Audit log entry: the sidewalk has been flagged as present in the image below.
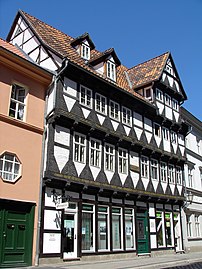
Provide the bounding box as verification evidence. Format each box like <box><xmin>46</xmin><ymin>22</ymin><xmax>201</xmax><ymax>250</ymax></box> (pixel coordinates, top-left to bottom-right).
<box><xmin>16</xmin><ymin>252</ymin><xmax>202</xmax><ymax>269</ymax></box>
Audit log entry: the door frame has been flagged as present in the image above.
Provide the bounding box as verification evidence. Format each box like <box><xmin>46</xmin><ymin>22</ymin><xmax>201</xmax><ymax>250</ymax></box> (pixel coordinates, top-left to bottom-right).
<box><xmin>136</xmin><ymin>210</ymin><xmax>150</xmax><ymax>255</ymax></box>
<box><xmin>62</xmin><ymin>203</ymin><xmax>78</xmax><ymax>260</ymax></box>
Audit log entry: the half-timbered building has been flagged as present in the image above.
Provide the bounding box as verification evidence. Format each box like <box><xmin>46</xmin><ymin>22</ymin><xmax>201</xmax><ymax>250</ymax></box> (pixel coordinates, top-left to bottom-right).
<box><xmin>7</xmin><ymin>10</ymin><xmax>189</xmax><ymax>263</ymax></box>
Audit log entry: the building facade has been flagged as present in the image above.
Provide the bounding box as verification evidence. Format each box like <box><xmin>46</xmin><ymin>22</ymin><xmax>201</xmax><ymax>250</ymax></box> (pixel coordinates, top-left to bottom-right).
<box><xmin>6</xmin><ymin>10</ymin><xmax>190</xmax><ymax>264</ymax></box>
<box><xmin>181</xmin><ymin>108</ymin><xmax>202</xmax><ymax>252</ymax></box>
<box><xmin>0</xmin><ymin>38</ymin><xmax>52</xmax><ymax>267</ymax></box>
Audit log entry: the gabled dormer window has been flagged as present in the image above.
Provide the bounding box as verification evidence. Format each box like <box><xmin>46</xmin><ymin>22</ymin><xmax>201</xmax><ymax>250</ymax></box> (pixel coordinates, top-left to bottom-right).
<box><xmin>81</xmin><ymin>42</ymin><xmax>90</xmax><ymax>60</ymax></box>
<box><xmin>107</xmin><ymin>60</ymin><xmax>116</xmax><ymax>81</ymax></box>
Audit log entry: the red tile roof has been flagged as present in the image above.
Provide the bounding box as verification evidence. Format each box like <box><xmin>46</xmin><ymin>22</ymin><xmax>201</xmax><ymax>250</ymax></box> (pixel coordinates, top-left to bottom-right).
<box><xmin>16</xmin><ymin>11</ymin><xmax>169</xmax><ymax>101</ymax></box>
<box><xmin>0</xmin><ymin>37</ymin><xmax>28</xmax><ymax>59</ymax></box>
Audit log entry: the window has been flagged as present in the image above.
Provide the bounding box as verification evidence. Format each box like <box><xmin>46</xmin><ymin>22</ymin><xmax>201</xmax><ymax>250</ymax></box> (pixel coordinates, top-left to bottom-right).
<box><xmin>105</xmin><ymin>144</ymin><xmax>115</xmax><ymax>171</ymax></box>
<box><xmin>98</xmin><ymin>206</ymin><xmax>109</xmax><ymax>251</ymax></box>
<box><xmin>107</xmin><ymin>60</ymin><xmax>116</xmax><ymax>81</ymax></box>
<box><xmin>171</xmin><ymin>131</ymin><xmax>177</xmax><ymax>144</ymax></box>
<box><xmin>141</xmin><ymin>156</ymin><xmax>149</xmax><ymax>179</ymax></box>
<box><xmin>144</xmin><ymin>88</ymin><xmax>152</xmax><ymax>101</ymax></box>
<box><xmin>0</xmin><ymin>153</ymin><xmax>21</xmax><ymax>182</ymax></box>
<box><xmin>172</xmin><ymin>99</ymin><xmax>179</xmax><ymax>111</ymax></box>
<box><xmin>74</xmin><ymin>133</ymin><xmax>86</xmax><ymax>163</ymax></box>
<box><xmin>195</xmin><ymin>215</ymin><xmax>200</xmax><ymax>237</ymax></box>
<box><xmin>80</xmin><ymin>85</ymin><xmax>92</xmax><ymax>108</ymax></box>
<box><xmin>163</xmin><ymin>127</ymin><xmax>169</xmax><ymax>141</ymax></box>
<box><xmin>90</xmin><ymin>138</ymin><xmax>101</xmax><ymax>167</ymax></box>
<box><xmin>151</xmin><ymin>159</ymin><xmax>158</xmax><ymax>181</ymax></box>
<box><xmin>9</xmin><ymin>84</ymin><xmax>26</xmax><ymax>121</ymax></box>
<box><xmin>95</xmin><ymin>93</ymin><xmax>107</xmax><ymax>114</ymax></box>
<box><xmin>154</xmin><ymin>123</ymin><xmax>161</xmax><ymax>137</ymax></box>
<box><xmin>176</xmin><ymin>166</ymin><xmax>182</xmax><ymax>185</ymax></box>
<box><xmin>160</xmin><ymin>162</ymin><xmax>167</xmax><ymax>182</ymax></box>
<box><xmin>109</xmin><ymin>100</ymin><xmax>120</xmax><ymax>121</ymax></box>
<box><xmin>165</xmin><ymin>94</ymin><xmax>171</xmax><ymax>107</ymax></box>
<box><xmin>81</xmin><ymin>43</ymin><xmax>90</xmax><ymax>60</ymax></box>
<box><xmin>156</xmin><ymin>211</ymin><xmax>165</xmax><ymax>247</ymax></box>
<box><xmin>187</xmin><ymin>215</ymin><xmax>192</xmax><ymax>237</ymax></box>
<box><xmin>122</xmin><ymin>106</ymin><xmax>131</xmax><ymax>126</ymax></box>
<box><xmin>188</xmin><ymin>168</ymin><xmax>193</xmax><ymax>188</ymax></box>
<box><xmin>125</xmin><ymin>208</ymin><xmax>134</xmax><ymax>249</ymax></box>
<box><xmin>82</xmin><ymin>204</ymin><xmax>95</xmax><ymax>252</ymax></box>
<box><xmin>165</xmin><ymin>212</ymin><xmax>173</xmax><ymax>246</ymax></box>
<box><xmin>112</xmin><ymin>207</ymin><xmax>122</xmax><ymax>250</ymax></box>
<box><xmin>156</xmin><ymin>88</ymin><xmax>163</xmax><ymax>102</ymax></box>
<box><xmin>168</xmin><ymin>165</ymin><xmax>175</xmax><ymax>184</ymax></box>
<box><xmin>118</xmin><ymin>148</ymin><xmax>128</xmax><ymax>174</ymax></box>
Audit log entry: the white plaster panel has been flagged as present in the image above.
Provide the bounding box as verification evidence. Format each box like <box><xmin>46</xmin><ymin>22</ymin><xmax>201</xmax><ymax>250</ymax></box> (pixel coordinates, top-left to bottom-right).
<box><xmin>170</xmin><ymin>183</ymin><xmax>175</xmax><ymax>194</ymax></box>
<box><xmin>44</xmin><ymin>210</ymin><xmax>61</xmax><ymax>230</ymax></box>
<box><xmin>179</xmin><ymin>145</ymin><xmax>185</xmax><ymax>156</ymax></box>
<box><xmin>12</xmin><ymin>34</ymin><xmax>23</xmax><ymax>46</ymax></box>
<box><xmin>49</xmin><ymin>51</ymin><xmax>63</xmax><ymax>66</ymax></box>
<box><xmin>24</xmin><ymin>28</ymin><xmax>33</xmax><ymax>43</ymax></box>
<box><xmin>89</xmin><ymin>166</ymin><xmax>100</xmax><ymax>181</ymax></box>
<box><xmin>54</xmin><ymin>125</ymin><xmax>70</xmax><ymax>146</ymax></box>
<box><xmin>142</xmin><ymin>178</ymin><xmax>149</xmax><ymax>190</ymax></box>
<box><xmin>162</xmin><ymin>72</ymin><xmax>166</xmax><ymax>81</ymax></box>
<box><xmin>65</xmin><ymin>191</ymin><xmax>79</xmax><ymax>199</ymax></box>
<box><xmin>134</xmin><ymin>127</ymin><xmax>142</xmax><ymax>140</ymax></box>
<box><xmin>145</xmin><ymin>132</ymin><xmax>152</xmax><ymax>143</ymax></box>
<box><xmin>163</xmin><ymin>140</ymin><xmax>171</xmax><ymax>153</ymax></box>
<box><xmin>119</xmin><ymin>173</ymin><xmax>127</xmax><ymax>185</ymax></box>
<box><xmin>156</xmin><ymin>102</ymin><xmax>164</xmax><ymax>115</ymax></box>
<box><xmin>20</xmin><ymin>19</ymin><xmax>28</xmax><ymax>30</ymax></box>
<box><xmin>40</xmin><ymin>57</ymin><xmax>58</xmax><ymax>71</ymax></box>
<box><xmin>94</xmin><ymin>62</ymin><xmax>104</xmax><ymax>74</ymax></box>
<box><xmin>74</xmin><ymin>162</ymin><xmax>85</xmax><ymax>177</ymax></box>
<box><xmin>173</xmin><ymin>111</ymin><xmax>179</xmax><ymax>123</ymax></box>
<box><xmin>130</xmin><ymin>171</ymin><xmax>139</xmax><ymax>188</ymax></box>
<box><xmin>81</xmin><ymin>107</ymin><xmax>91</xmax><ymax>119</ymax></box>
<box><xmin>28</xmin><ymin>48</ymin><xmax>40</xmax><ymax>62</ymax></box>
<box><xmin>111</xmin><ymin>120</ymin><xmax>119</xmax><ymax>131</ymax></box>
<box><xmin>144</xmin><ymin>117</ymin><xmax>152</xmax><ymax>132</ymax></box>
<box><xmin>154</xmin><ymin>136</ymin><xmax>161</xmax><ymax>147</ymax></box>
<box><xmin>130</xmin><ymin>151</ymin><xmax>139</xmax><ymax>166</ymax></box>
<box><xmin>150</xmin><ymin>219</ymin><xmax>156</xmax><ymax>233</ymax></box>
<box><xmin>54</xmin><ymin>146</ymin><xmax>69</xmax><ymax>172</ymax></box>
<box><xmin>64</xmin><ymin>77</ymin><xmax>77</xmax><ymax>97</ymax></box>
<box><xmin>152</xmin><ymin>180</ymin><xmax>158</xmax><ymax>192</ymax></box>
<box><xmin>168</xmin><ymin>76</ymin><xmax>174</xmax><ymax>87</ymax></box>
<box><xmin>82</xmin><ymin>194</ymin><xmax>95</xmax><ymax>200</ymax></box>
<box><xmin>161</xmin><ymin>182</ymin><xmax>167</xmax><ymax>193</ymax></box>
<box><xmin>125</xmin><ymin>200</ymin><xmax>134</xmax><ymax>205</ymax></box>
<box><xmin>45</xmin><ymin>187</ymin><xmax>62</xmax><ymax>207</ymax></box>
<box><xmin>172</xmin><ymin>144</ymin><xmax>177</xmax><ymax>154</ymax></box>
<box><xmin>150</xmin><ymin>234</ymin><xmax>157</xmax><ymax>249</ymax></box>
<box><xmin>112</xmin><ymin>198</ymin><xmax>122</xmax><ymax>204</ymax></box>
<box><xmin>40</xmin><ymin>46</ymin><xmax>49</xmax><ymax>61</ymax></box>
<box><xmin>98</xmin><ymin>196</ymin><xmax>110</xmax><ymax>202</ymax></box>
<box><xmin>123</xmin><ymin>125</ymin><xmax>131</xmax><ymax>136</ymax></box>
<box><xmin>149</xmin><ymin>203</ymin><xmax>155</xmax><ymax>217</ymax></box>
<box><xmin>174</xmin><ymin>80</ymin><xmax>180</xmax><ymax>92</ymax></box>
<box><xmin>63</xmin><ymin>95</ymin><xmax>76</xmax><ymax>112</ymax></box>
<box><xmin>165</xmin><ymin>106</ymin><xmax>173</xmax><ymax>121</ymax></box>
<box><xmin>43</xmin><ymin>233</ymin><xmax>61</xmax><ymax>254</ymax></box>
<box><xmin>47</xmin><ymin>86</ymin><xmax>55</xmax><ymax>115</ymax></box>
<box><xmin>105</xmin><ymin>170</ymin><xmax>113</xmax><ymax>183</ymax></box>
<box><xmin>177</xmin><ymin>185</ymin><xmax>183</xmax><ymax>195</ymax></box>
<box><xmin>97</xmin><ymin>114</ymin><xmax>105</xmax><ymax>125</ymax></box>
<box><xmin>133</xmin><ymin>112</ymin><xmax>143</xmax><ymax>128</ymax></box>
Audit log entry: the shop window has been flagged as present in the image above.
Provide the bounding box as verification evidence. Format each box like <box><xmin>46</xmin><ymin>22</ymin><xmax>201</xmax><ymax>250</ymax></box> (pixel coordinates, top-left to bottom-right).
<box><xmin>82</xmin><ymin>204</ymin><xmax>95</xmax><ymax>252</ymax></box>
<box><xmin>98</xmin><ymin>206</ymin><xmax>109</xmax><ymax>251</ymax></box>
<box><xmin>9</xmin><ymin>84</ymin><xmax>26</xmax><ymax>121</ymax></box>
<box><xmin>0</xmin><ymin>152</ymin><xmax>21</xmax><ymax>183</ymax></box>
<box><xmin>112</xmin><ymin>207</ymin><xmax>122</xmax><ymax>250</ymax></box>
<box><xmin>156</xmin><ymin>211</ymin><xmax>165</xmax><ymax>247</ymax></box>
<box><xmin>125</xmin><ymin>208</ymin><xmax>134</xmax><ymax>249</ymax></box>
<box><xmin>165</xmin><ymin>212</ymin><xmax>173</xmax><ymax>246</ymax></box>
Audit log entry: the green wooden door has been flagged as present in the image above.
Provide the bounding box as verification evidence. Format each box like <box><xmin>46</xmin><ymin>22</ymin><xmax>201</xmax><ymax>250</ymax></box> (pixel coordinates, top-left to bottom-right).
<box><xmin>136</xmin><ymin>211</ymin><xmax>149</xmax><ymax>254</ymax></box>
<box><xmin>0</xmin><ymin>202</ymin><xmax>34</xmax><ymax>268</ymax></box>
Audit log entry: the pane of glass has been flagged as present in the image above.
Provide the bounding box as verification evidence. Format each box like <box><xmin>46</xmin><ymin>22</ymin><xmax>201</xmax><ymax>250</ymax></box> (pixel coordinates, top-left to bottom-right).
<box><xmin>98</xmin><ymin>214</ymin><xmax>108</xmax><ymax>250</ymax></box>
<box><xmin>82</xmin><ymin>212</ymin><xmax>93</xmax><ymax>251</ymax></box>
<box><xmin>17</xmin><ymin>104</ymin><xmax>24</xmax><ymax>120</ymax></box>
<box><xmin>125</xmin><ymin>215</ymin><xmax>134</xmax><ymax>248</ymax></box>
<box><xmin>112</xmin><ymin>214</ymin><xmax>121</xmax><ymax>249</ymax></box>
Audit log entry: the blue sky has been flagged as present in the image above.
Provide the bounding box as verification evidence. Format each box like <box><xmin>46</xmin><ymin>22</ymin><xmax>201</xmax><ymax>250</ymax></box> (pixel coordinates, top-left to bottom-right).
<box><xmin>0</xmin><ymin>0</ymin><xmax>201</xmax><ymax>121</ymax></box>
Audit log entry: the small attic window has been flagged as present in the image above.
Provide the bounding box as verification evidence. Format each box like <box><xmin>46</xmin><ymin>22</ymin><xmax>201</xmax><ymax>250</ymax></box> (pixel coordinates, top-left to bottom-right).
<box><xmin>81</xmin><ymin>43</ymin><xmax>90</xmax><ymax>60</ymax></box>
<box><xmin>107</xmin><ymin>60</ymin><xmax>116</xmax><ymax>81</ymax></box>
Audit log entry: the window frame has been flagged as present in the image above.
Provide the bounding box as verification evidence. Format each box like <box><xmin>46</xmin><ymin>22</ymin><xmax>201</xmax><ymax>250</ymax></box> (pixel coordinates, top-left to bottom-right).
<box><xmin>122</xmin><ymin>106</ymin><xmax>132</xmax><ymax>126</ymax></box>
<box><xmin>156</xmin><ymin>88</ymin><xmax>163</xmax><ymax>102</ymax></box>
<box><xmin>73</xmin><ymin>132</ymin><xmax>86</xmax><ymax>164</ymax></box>
<box><xmin>172</xmin><ymin>98</ymin><xmax>179</xmax><ymax>111</ymax></box>
<box><xmin>141</xmin><ymin>156</ymin><xmax>149</xmax><ymax>179</ymax></box>
<box><xmin>79</xmin><ymin>85</ymin><xmax>92</xmax><ymax>108</ymax></box>
<box><xmin>160</xmin><ymin>162</ymin><xmax>167</xmax><ymax>182</ymax></box>
<box><xmin>107</xmin><ymin>60</ymin><xmax>116</xmax><ymax>81</ymax></box>
<box><xmin>109</xmin><ymin>100</ymin><xmax>120</xmax><ymax>121</ymax></box>
<box><xmin>104</xmin><ymin>143</ymin><xmax>115</xmax><ymax>172</ymax></box>
<box><xmin>151</xmin><ymin>159</ymin><xmax>159</xmax><ymax>181</ymax></box>
<box><xmin>89</xmin><ymin>138</ymin><xmax>101</xmax><ymax>168</ymax></box>
<box><xmin>9</xmin><ymin>84</ymin><xmax>27</xmax><ymax>121</ymax></box>
<box><xmin>176</xmin><ymin>166</ymin><xmax>182</xmax><ymax>185</ymax></box>
<box><xmin>165</xmin><ymin>94</ymin><xmax>171</xmax><ymax>107</ymax></box>
<box><xmin>168</xmin><ymin>164</ymin><xmax>175</xmax><ymax>184</ymax></box>
<box><xmin>118</xmin><ymin>148</ymin><xmax>128</xmax><ymax>174</ymax></box>
<box><xmin>0</xmin><ymin>152</ymin><xmax>21</xmax><ymax>183</ymax></box>
<box><xmin>81</xmin><ymin>42</ymin><xmax>90</xmax><ymax>60</ymax></box>
<box><xmin>95</xmin><ymin>93</ymin><xmax>107</xmax><ymax>115</ymax></box>
<box><xmin>162</xmin><ymin>127</ymin><xmax>169</xmax><ymax>141</ymax></box>
<box><xmin>154</xmin><ymin>123</ymin><xmax>161</xmax><ymax>138</ymax></box>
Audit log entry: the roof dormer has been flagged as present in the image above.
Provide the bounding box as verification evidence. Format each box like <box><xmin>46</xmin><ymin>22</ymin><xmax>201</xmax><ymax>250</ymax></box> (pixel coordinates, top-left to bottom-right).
<box><xmin>71</xmin><ymin>32</ymin><xmax>95</xmax><ymax>61</ymax></box>
<box><xmin>89</xmin><ymin>48</ymin><xmax>121</xmax><ymax>82</ymax></box>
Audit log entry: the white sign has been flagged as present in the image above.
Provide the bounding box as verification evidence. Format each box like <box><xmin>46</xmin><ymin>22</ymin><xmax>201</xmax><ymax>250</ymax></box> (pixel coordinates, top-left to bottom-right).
<box><xmin>56</xmin><ymin>202</ymin><xmax>69</xmax><ymax>210</ymax></box>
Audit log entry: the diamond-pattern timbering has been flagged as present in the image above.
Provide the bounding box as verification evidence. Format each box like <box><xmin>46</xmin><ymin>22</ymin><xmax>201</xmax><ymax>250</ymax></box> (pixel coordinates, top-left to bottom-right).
<box><xmin>95</xmin><ymin>170</ymin><xmax>108</xmax><ymax>184</ymax></box>
<box><xmin>123</xmin><ymin>175</ymin><xmax>134</xmax><ymax>189</ymax></box>
<box><xmin>165</xmin><ymin>184</ymin><xmax>172</xmax><ymax>196</ymax></box>
<box><xmin>102</xmin><ymin>117</ymin><xmax>114</xmax><ymax>131</ymax></box>
<box><xmin>70</xmin><ymin>101</ymin><xmax>84</xmax><ymax>119</ymax></box>
<box><xmin>129</xmin><ymin>127</ymin><xmax>138</xmax><ymax>140</ymax></box>
<box><xmin>116</xmin><ymin>123</ymin><xmax>126</xmax><ymax>136</ymax></box>
<box><xmin>87</xmin><ymin>109</ymin><xmax>100</xmax><ymax>125</ymax></box>
<box><xmin>140</xmin><ymin>131</ymin><xmax>148</xmax><ymax>144</ymax></box>
<box><xmin>136</xmin><ymin>178</ymin><xmax>145</xmax><ymax>191</ymax></box>
<box><xmin>110</xmin><ymin>173</ymin><xmax>122</xmax><ymax>187</ymax></box>
<box><xmin>61</xmin><ymin>159</ymin><xmax>78</xmax><ymax>178</ymax></box>
<box><xmin>156</xmin><ymin>182</ymin><xmax>164</xmax><ymax>194</ymax></box>
<box><xmin>79</xmin><ymin>165</ymin><xmax>94</xmax><ymax>181</ymax></box>
<box><xmin>146</xmin><ymin>180</ymin><xmax>155</xmax><ymax>193</ymax></box>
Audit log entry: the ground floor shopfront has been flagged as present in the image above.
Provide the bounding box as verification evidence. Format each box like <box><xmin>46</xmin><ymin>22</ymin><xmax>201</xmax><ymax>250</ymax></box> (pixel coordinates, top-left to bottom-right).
<box><xmin>0</xmin><ymin>199</ymin><xmax>35</xmax><ymax>268</ymax></box>
<box><xmin>39</xmin><ymin>186</ymin><xmax>184</xmax><ymax>263</ymax></box>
